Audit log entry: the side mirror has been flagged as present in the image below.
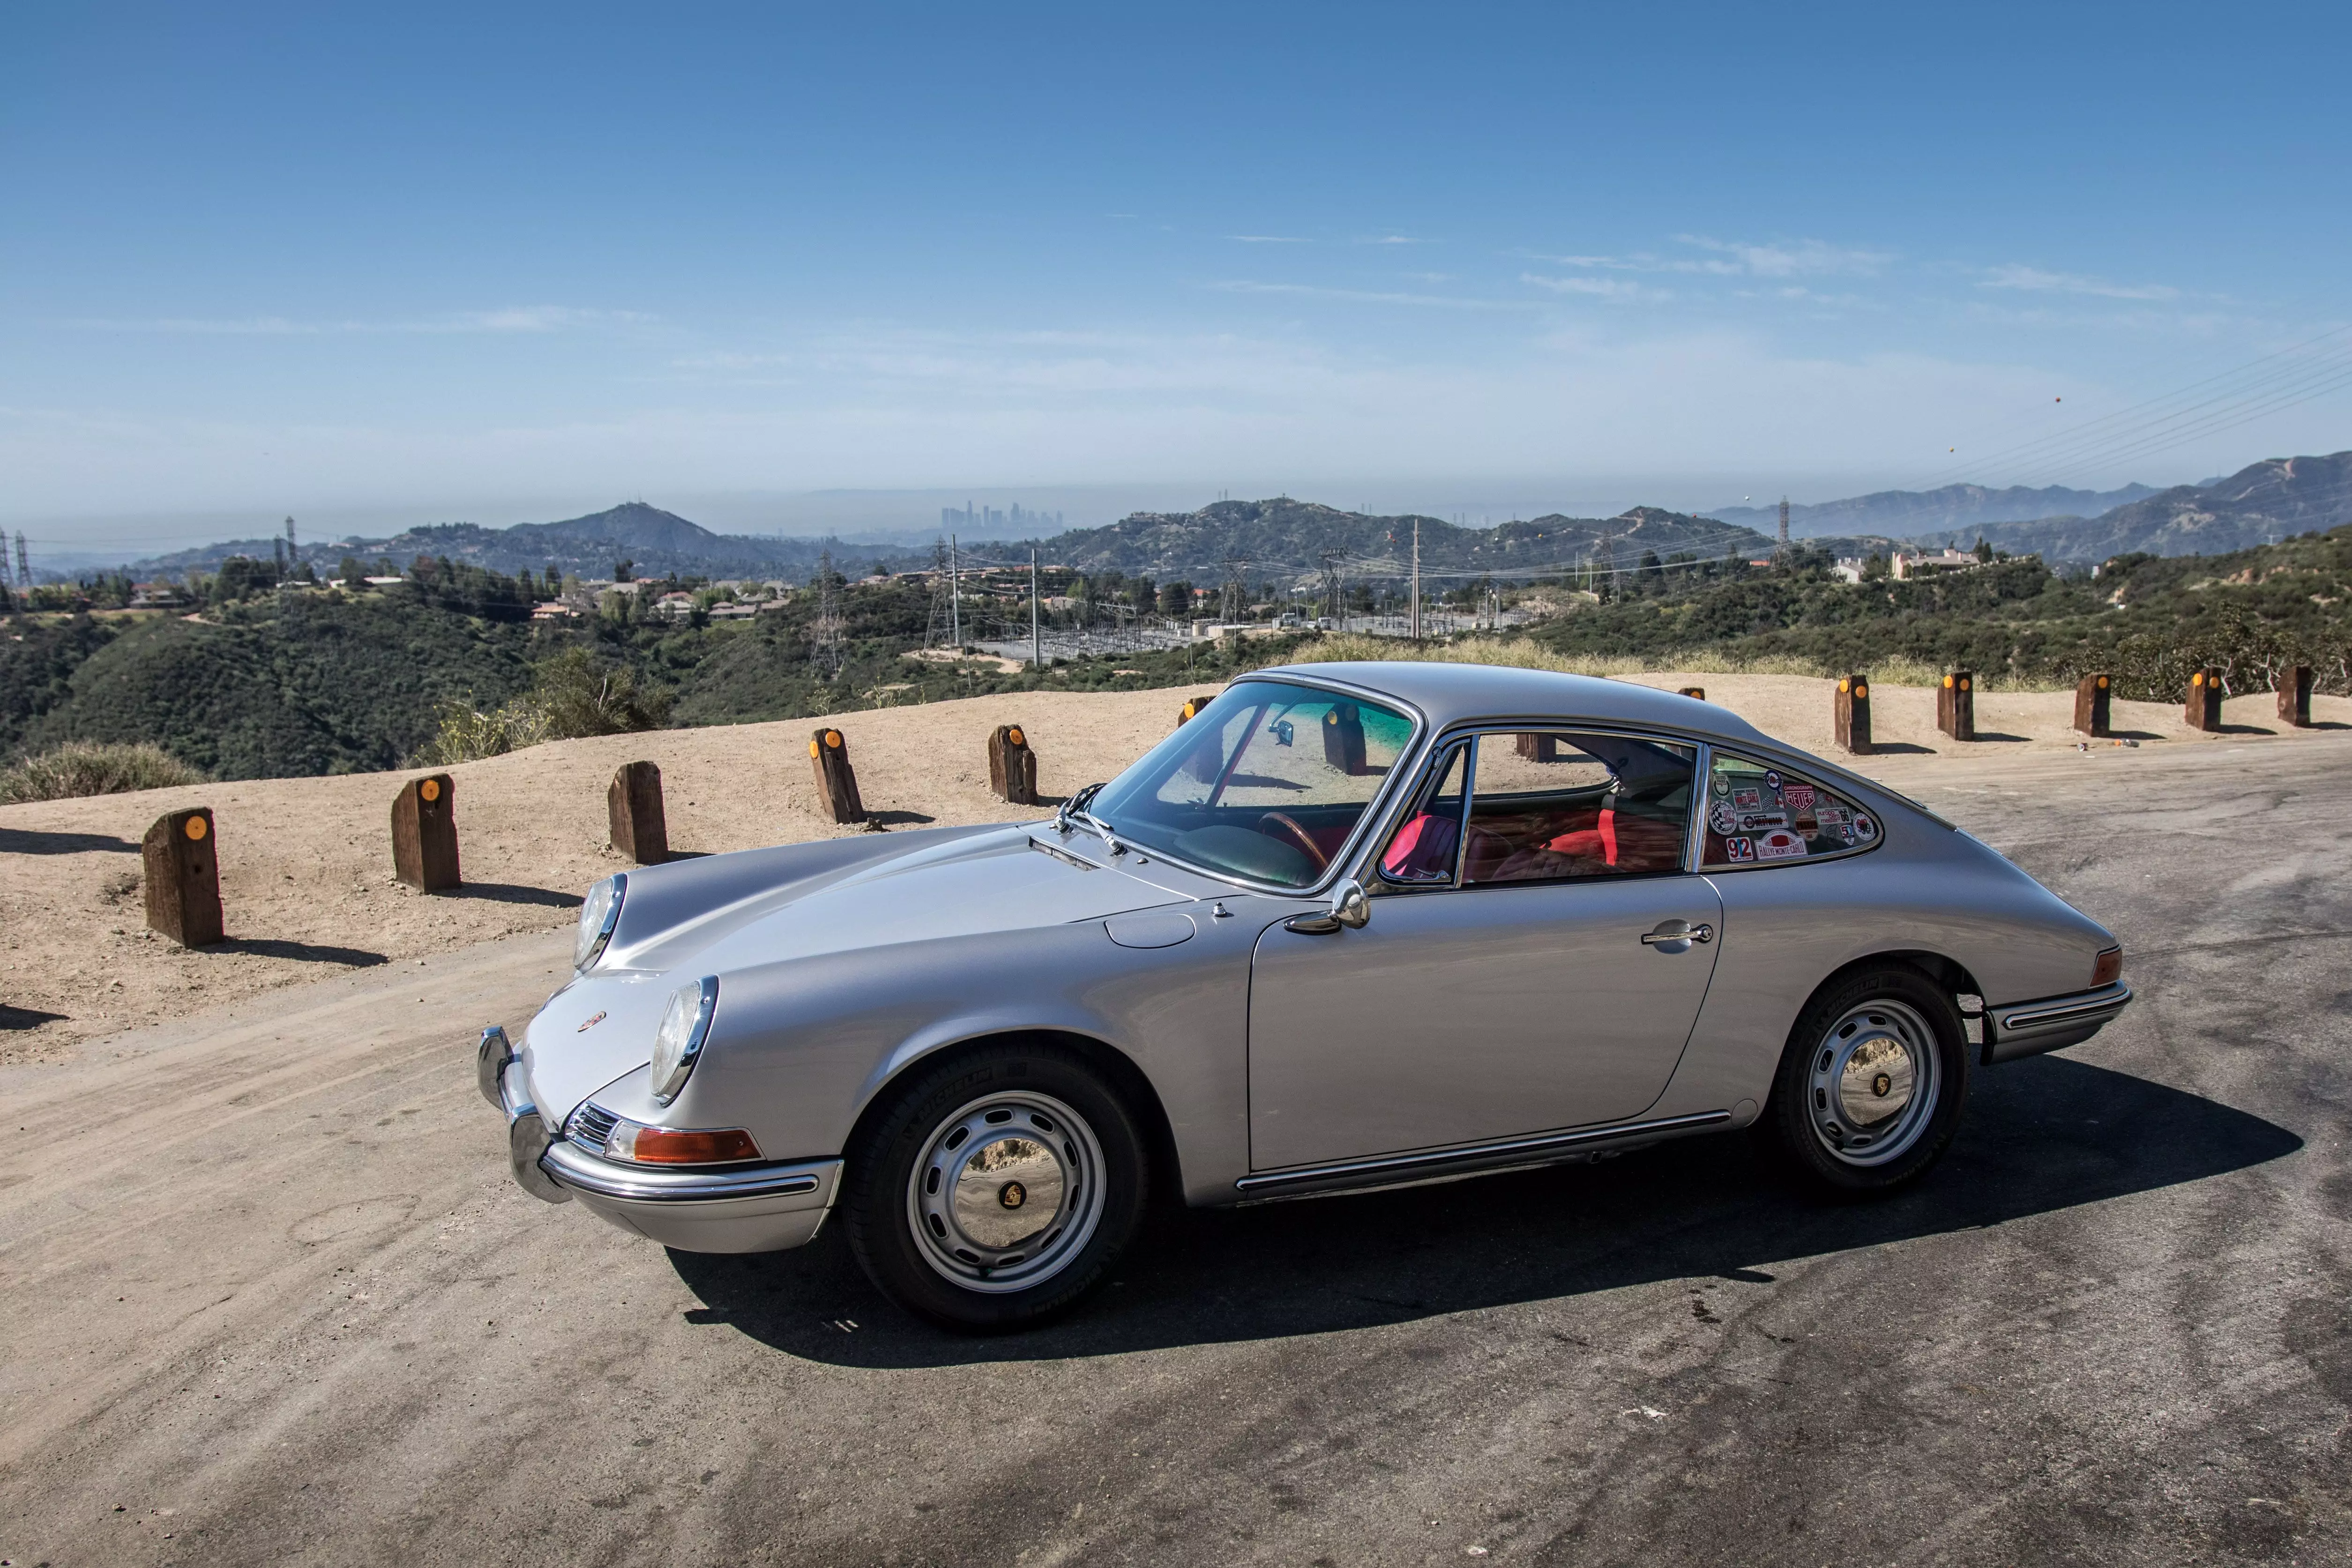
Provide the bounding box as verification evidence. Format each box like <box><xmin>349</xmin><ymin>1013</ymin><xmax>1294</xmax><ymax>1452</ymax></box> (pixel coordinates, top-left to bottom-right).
<box><xmin>1285</xmin><ymin>878</ymin><xmax>1371</xmax><ymax>935</ymax></box>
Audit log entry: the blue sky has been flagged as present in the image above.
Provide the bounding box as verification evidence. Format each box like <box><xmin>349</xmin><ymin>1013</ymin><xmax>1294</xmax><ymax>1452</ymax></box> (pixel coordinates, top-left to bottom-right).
<box><xmin>6</xmin><ymin>0</ymin><xmax>2351</xmax><ymax>550</ymax></box>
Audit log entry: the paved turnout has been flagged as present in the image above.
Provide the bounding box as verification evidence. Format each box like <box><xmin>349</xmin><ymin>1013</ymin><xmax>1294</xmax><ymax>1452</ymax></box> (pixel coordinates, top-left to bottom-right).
<box><xmin>2</xmin><ymin>737</ymin><xmax>2348</xmax><ymax>1567</ymax></box>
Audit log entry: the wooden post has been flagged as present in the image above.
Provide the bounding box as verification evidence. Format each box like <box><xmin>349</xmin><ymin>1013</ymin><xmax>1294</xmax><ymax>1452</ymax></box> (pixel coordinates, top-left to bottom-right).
<box><xmin>987</xmin><ymin>724</ymin><xmax>1039</xmax><ymax>806</ymax></box>
<box><xmin>2277</xmin><ymin>665</ymin><xmax>2314</xmax><ymax>728</ymax></box>
<box><xmin>608</xmin><ymin>761</ymin><xmax>668</xmax><ymax>863</ymax></box>
<box><xmin>1176</xmin><ymin>693</ymin><xmax>1219</xmax><ymax>726</ymax></box>
<box><xmin>1323</xmin><ymin>702</ymin><xmax>1368</xmax><ymax>775</ymax></box>
<box><xmin>2184</xmin><ymin>669</ymin><xmax>2223</xmax><ymax>732</ymax></box>
<box><xmin>1834</xmin><ymin>675</ymin><xmax>1873</xmax><ymax>755</ymax></box>
<box><xmin>809</xmin><ymin>726</ymin><xmax>865</xmax><ymax>824</ymax></box>
<box><xmin>1514</xmin><ymin>732</ymin><xmax>1559</xmax><ymax>762</ymax></box>
<box><xmin>1936</xmin><ymin>670</ymin><xmax>1976</xmax><ymax>742</ymax></box>
<box><xmin>2073</xmin><ymin>673</ymin><xmax>2112</xmax><ymax>737</ymax></box>
<box><xmin>1677</xmin><ymin>687</ymin><xmax>1706</xmax><ymax>701</ymax></box>
<box><xmin>142</xmin><ymin>806</ymin><xmax>224</xmax><ymax>947</ymax></box>
<box><xmin>391</xmin><ymin>773</ymin><xmax>462</xmax><ymax>891</ymax></box>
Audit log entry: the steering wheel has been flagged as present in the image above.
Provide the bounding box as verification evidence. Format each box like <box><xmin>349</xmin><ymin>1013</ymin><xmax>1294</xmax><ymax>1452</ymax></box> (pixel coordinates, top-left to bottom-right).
<box><xmin>1258</xmin><ymin>812</ymin><xmax>1330</xmax><ymax>871</ymax></box>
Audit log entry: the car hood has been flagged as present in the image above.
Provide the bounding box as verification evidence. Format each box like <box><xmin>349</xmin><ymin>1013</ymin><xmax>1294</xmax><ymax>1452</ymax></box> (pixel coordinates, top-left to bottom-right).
<box><xmin>521</xmin><ymin>825</ymin><xmax>1192</xmax><ymax>1122</ymax></box>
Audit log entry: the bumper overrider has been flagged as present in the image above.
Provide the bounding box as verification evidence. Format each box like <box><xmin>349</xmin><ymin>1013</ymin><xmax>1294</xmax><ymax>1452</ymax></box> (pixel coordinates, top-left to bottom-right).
<box><xmin>476</xmin><ymin>1025</ymin><xmax>842</xmax><ymax>1254</ymax></box>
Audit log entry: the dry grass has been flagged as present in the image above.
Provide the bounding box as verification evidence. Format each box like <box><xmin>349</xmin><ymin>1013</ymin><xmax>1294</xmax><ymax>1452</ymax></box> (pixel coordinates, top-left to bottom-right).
<box><xmin>1300</xmin><ymin>635</ymin><xmax>2071</xmax><ymax>692</ymax></box>
<box><xmin>0</xmin><ymin>741</ymin><xmax>209</xmax><ymax>804</ymax></box>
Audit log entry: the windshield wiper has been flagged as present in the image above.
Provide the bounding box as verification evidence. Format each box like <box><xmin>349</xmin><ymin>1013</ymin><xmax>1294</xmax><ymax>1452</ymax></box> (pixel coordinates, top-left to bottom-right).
<box><xmin>1057</xmin><ymin>782</ymin><xmax>1126</xmax><ymax>854</ymax></box>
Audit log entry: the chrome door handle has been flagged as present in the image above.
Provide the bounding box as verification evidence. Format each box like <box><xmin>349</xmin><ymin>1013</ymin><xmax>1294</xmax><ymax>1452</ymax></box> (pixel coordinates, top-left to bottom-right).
<box><xmin>1641</xmin><ymin>922</ymin><xmax>1714</xmax><ymax>946</ymax></box>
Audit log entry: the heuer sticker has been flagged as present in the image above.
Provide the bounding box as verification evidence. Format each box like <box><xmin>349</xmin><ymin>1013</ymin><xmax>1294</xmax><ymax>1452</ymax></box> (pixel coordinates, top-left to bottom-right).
<box><xmin>1709</xmin><ymin>803</ymin><xmax>1737</xmax><ymax>835</ymax></box>
<box><xmin>1764</xmin><ymin>769</ymin><xmax>1782</xmax><ymax>791</ymax></box>
<box><xmin>1815</xmin><ymin>804</ymin><xmax>1850</xmax><ymax>828</ymax></box>
<box><xmin>1731</xmin><ymin>786</ymin><xmax>1763</xmax><ymax>811</ymax></box>
<box><xmin>1781</xmin><ymin>783</ymin><xmax>1817</xmax><ymax>814</ymax></box>
<box><xmin>1739</xmin><ymin>811</ymin><xmax>1788</xmax><ymax>832</ymax></box>
<box><xmin>1755</xmin><ymin>829</ymin><xmax>1808</xmax><ymax>860</ymax></box>
<box><xmin>1722</xmin><ymin>835</ymin><xmax>1757</xmax><ymax>862</ymax></box>
<box><xmin>1853</xmin><ymin>813</ymin><xmax>1877</xmax><ymax>838</ymax></box>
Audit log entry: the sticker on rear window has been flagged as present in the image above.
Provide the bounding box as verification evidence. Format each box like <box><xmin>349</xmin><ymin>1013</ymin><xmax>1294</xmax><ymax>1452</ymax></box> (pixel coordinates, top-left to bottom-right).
<box><xmin>1731</xmin><ymin>786</ymin><xmax>1763</xmax><ymax>811</ymax></box>
<box><xmin>1782</xmin><ymin>784</ymin><xmax>1817</xmax><ymax>814</ymax></box>
<box><xmin>1721</xmin><ymin>835</ymin><xmax>1757</xmax><ymax>862</ymax></box>
<box><xmin>1755</xmin><ymin>829</ymin><xmax>1808</xmax><ymax>860</ymax></box>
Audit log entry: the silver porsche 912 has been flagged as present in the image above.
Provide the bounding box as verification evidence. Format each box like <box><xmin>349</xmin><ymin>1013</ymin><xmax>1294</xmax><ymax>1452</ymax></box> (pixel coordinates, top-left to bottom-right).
<box><xmin>479</xmin><ymin>663</ymin><xmax>2130</xmax><ymax>1329</ymax></box>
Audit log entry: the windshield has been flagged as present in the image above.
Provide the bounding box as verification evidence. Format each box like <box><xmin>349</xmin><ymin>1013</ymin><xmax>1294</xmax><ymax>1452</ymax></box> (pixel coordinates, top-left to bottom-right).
<box><xmin>1089</xmin><ymin>679</ymin><xmax>1417</xmax><ymax>887</ymax></box>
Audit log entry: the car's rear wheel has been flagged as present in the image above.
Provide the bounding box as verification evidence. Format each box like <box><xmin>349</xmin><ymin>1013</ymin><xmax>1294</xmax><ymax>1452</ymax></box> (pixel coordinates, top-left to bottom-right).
<box><xmin>843</xmin><ymin>1040</ymin><xmax>1148</xmax><ymax>1331</ymax></box>
<box><xmin>1763</xmin><ymin>967</ymin><xmax>1969</xmax><ymax>1194</ymax></box>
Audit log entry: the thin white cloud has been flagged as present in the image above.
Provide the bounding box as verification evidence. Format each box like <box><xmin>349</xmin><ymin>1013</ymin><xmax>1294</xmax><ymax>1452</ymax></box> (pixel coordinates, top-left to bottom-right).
<box><xmin>1209</xmin><ymin>280</ymin><xmax>1532</xmax><ymax>311</ymax></box>
<box><xmin>1979</xmin><ymin>264</ymin><xmax>2180</xmax><ymax>301</ymax></box>
<box><xmin>60</xmin><ymin>306</ymin><xmax>654</xmax><ymax>335</ymax></box>
<box><xmin>1676</xmin><ymin>236</ymin><xmax>1893</xmax><ymax>276</ymax></box>
<box><xmin>1229</xmin><ymin>234</ymin><xmax>1310</xmax><ymax>244</ymax></box>
<box><xmin>1359</xmin><ymin>235</ymin><xmax>1426</xmax><ymax>245</ymax></box>
<box><xmin>1520</xmin><ymin>273</ymin><xmax>1671</xmax><ymax>302</ymax></box>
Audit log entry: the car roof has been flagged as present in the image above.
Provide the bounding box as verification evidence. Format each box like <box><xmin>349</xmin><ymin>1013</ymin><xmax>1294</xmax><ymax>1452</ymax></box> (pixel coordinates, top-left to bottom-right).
<box><xmin>1256</xmin><ymin>660</ymin><xmax>1775</xmax><ymax>747</ymax></box>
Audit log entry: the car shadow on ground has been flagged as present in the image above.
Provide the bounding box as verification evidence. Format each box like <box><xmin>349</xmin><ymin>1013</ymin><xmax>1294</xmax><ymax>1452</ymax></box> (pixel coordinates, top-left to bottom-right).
<box><xmin>669</xmin><ymin>1055</ymin><xmax>2301</xmax><ymax>1367</ymax></box>
<box><xmin>0</xmin><ymin>827</ymin><xmax>142</xmax><ymax>856</ymax></box>
<box><xmin>449</xmin><ymin>882</ymin><xmax>581</xmax><ymax>908</ymax></box>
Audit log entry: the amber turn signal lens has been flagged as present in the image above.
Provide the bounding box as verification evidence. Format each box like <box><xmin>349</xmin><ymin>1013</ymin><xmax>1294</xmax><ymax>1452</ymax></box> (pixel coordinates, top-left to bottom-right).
<box><xmin>2091</xmin><ymin>947</ymin><xmax>2123</xmax><ymax>987</ymax></box>
<box><xmin>620</xmin><ymin>1126</ymin><xmax>762</xmax><ymax>1165</ymax></box>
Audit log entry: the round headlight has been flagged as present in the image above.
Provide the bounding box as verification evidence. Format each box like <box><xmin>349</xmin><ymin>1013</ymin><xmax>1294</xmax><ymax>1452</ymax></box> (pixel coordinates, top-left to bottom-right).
<box><xmin>650</xmin><ymin>975</ymin><xmax>718</xmax><ymax>1105</ymax></box>
<box><xmin>575</xmin><ymin>874</ymin><xmax>626</xmax><ymax>971</ymax></box>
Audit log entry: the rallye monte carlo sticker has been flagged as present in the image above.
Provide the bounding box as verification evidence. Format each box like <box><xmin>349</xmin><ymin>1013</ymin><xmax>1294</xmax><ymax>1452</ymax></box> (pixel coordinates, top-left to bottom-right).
<box><xmin>1755</xmin><ymin>828</ymin><xmax>1808</xmax><ymax>860</ymax></box>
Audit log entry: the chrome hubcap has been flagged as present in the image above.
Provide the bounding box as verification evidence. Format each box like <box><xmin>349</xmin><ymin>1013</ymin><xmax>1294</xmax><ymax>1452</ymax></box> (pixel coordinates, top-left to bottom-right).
<box><xmin>1807</xmin><ymin>999</ymin><xmax>1941</xmax><ymax>1167</ymax></box>
<box><xmin>907</xmin><ymin>1091</ymin><xmax>1105</xmax><ymax>1292</ymax></box>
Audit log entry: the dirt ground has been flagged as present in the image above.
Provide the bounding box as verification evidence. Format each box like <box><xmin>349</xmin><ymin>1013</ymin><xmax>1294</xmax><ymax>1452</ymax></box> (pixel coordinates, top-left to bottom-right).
<box><xmin>1</xmin><ymin>737</ymin><xmax>2345</xmax><ymax>1567</ymax></box>
<box><xmin>3</xmin><ymin>672</ymin><xmax>2344</xmax><ymax>1058</ymax></box>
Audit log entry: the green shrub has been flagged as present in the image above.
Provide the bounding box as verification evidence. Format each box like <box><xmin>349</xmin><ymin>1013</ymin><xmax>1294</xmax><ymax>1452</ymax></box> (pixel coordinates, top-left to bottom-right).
<box><xmin>413</xmin><ymin>648</ymin><xmax>672</xmax><ymax>764</ymax></box>
<box><xmin>0</xmin><ymin>740</ymin><xmax>209</xmax><ymax>803</ymax></box>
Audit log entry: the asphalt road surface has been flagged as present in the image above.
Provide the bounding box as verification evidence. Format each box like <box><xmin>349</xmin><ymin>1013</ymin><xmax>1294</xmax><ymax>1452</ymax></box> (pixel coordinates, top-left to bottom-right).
<box><xmin>4</xmin><ymin>738</ymin><xmax>2348</xmax><ymax>1567</ymax></box>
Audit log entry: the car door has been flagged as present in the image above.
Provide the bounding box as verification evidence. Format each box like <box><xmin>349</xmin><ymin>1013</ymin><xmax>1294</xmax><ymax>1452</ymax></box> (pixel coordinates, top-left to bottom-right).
<box><xmin>1247</xmin><ymin>729</ymin><xmax>1723</xmax><ymax>1172</ymax></box>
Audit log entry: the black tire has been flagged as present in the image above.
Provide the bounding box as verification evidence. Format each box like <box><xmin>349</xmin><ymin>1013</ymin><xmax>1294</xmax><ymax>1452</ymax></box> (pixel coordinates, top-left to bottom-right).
<box><xmin>843</xmin><ymin>1040</ymin><xmax>1149</xmax><ymax>1331</ymax></box>
<box><xmin>1762</xmin><ymin>965</ymin><xmax>1969</xmax><ymax>1195</ymax></box>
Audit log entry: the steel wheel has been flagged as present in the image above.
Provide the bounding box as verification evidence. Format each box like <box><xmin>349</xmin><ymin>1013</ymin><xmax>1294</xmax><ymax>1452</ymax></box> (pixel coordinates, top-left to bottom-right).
<box><xmin>1805</xmin><ymin>998</ymin><xmax>1941</xmax><ymax>1168</ymax></box>
<box><xmin>904</xmin><ymin>1090</ymin><xmax>1107</xmax><ymax>1294</ymax></box>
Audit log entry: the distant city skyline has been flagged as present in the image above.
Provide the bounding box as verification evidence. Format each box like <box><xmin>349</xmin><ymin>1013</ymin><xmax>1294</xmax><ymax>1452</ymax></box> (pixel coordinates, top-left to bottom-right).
<box><xmin>7</xmin><ymin>3</ymin><xmax>2350</xmax><ymax>556</ymax></box>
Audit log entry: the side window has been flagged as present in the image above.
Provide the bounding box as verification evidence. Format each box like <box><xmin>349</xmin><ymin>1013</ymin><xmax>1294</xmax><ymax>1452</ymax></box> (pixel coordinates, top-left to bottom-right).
<box><xmin>1461</xmin><ymin>732</ymin><xmax>1696</xmax><ymax>885</ymax></box>
<box><xmin>1701</xmin><ymin>751</ymin><xmax>1880</xmax><ymax>868</ymax></box>
<box><xmin>1376</xmin><ymin>743</ymin><xmax>1468</xmax><ymax>884</ymax></box>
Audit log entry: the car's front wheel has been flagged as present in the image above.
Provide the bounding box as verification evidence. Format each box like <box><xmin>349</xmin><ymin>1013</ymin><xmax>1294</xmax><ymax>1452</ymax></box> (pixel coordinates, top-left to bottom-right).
<box><xmin>843</xmin><ymin>1041</ymin><xmax>1148</xmax><ymax>1331</ymax></box>
<box><xmin>1763</xmin><ymin>967</ymin><xmax>1969</xmax><ymax>1194</ymax></box>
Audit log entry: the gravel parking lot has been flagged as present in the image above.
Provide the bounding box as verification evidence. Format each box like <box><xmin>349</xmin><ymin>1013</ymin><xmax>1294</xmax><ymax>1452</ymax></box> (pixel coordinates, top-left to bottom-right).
<box><xmin>3</xmin><ymin>736</ymin><xmax>2347</xmax><ymax>1566</ymax></box>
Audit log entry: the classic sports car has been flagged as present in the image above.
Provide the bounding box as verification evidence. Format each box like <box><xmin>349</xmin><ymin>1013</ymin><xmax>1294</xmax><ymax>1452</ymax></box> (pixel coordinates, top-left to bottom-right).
<box><xmin>480</xmin><ymin>663</ymin><xmax>2131</xmax><ymax>1329</ymax></box>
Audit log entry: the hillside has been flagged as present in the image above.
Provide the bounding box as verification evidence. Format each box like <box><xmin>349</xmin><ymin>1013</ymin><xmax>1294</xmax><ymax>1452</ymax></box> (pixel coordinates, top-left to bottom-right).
<box><xmin>988</xmin><ymin>497</ymin><xmax>1771</xmax><ymax>581</ymax></box>
<box><xmin>129</xmin><ymin>502</ymin><xmax>840</xmax><ymax>582</ymax></box>
<box><xmin>1965</xmin><ymin>452</ymin><xmax>2352</xmax><ymax>562</ymax></box>
<box><xmin>1714</xmin><ymin>481</ymin><xmax>2160</xmax><ymax>538</ymax></box>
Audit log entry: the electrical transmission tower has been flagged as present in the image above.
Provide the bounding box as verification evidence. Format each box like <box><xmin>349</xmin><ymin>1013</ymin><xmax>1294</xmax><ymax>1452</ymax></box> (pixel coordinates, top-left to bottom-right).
<box><xmin>1317</xmin><ymin>550</ymin><xmax>1346</xmax><ymax>626</ymax></box>
<box><xmin>1219</xmin><ymin>555</ymin><xmax>1248</xmax><ymax>624</ymax></box>
<box><xmin>811</xmin><ymin>548</ymin><xmax>844</xmax><ymax>679</ymax></box>
<box><xmin>1777</xmin><ymin>497</ymin><xmax>1790</xmax><ymax>562</ymax></box>
<box><xmin>16</xmin><ymin>531</ymin><xmax>30</xmax><ymax>589</ymax></box>
<box><xmin>922</xmin><ymin>536</ymin><xmax>955</xmax><ymax>651</ymax></box>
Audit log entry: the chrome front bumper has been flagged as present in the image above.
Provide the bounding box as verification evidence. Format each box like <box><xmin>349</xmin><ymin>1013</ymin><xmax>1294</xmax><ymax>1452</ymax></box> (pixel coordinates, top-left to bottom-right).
<box><xmin>1983</xmin><ymin>982</ymin><xmax>2134</xmax><ymax>1065</ymax></box>
<box><xmin>476</xmin><ymin>1025</ymin><xmax>843</xmax><ymax>1254</ymax></box>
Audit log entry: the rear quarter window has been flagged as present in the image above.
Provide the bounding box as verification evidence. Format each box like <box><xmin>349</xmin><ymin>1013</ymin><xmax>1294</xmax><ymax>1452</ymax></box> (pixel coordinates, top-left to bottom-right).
<box><xmin>1701</xmin><ymin>750</ymin><xmax>1881</xmax><ymax>869</ymax></box>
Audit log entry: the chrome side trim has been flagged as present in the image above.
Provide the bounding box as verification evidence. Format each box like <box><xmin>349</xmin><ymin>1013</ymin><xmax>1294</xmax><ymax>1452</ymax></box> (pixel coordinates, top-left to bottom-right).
<box><xmin>1997</xmin><ymin>982</ymin><xmax>2133</xmax><ymax>1034</ymax></box>
<box><xmin>539</xmin><ymin>1140</ymin><xmax>840</xmax><ymax>1204</ymax></box>
<box><xmin>1028</xmin><ymin>836</ymin><xmax>1101</xmax><ymax>872</ymax></box>
<box><xmin>1234</xmin><ymin>1109</ymin><xmax>1733</xmax><ymax>1194</ymax></box>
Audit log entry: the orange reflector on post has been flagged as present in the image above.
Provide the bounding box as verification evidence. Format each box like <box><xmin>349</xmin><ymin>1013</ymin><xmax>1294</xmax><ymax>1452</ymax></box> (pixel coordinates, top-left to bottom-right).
<box><xmin>184</xmin><ymin>816</ymin><xmax>208</xmax><ymax>841</ymax></box>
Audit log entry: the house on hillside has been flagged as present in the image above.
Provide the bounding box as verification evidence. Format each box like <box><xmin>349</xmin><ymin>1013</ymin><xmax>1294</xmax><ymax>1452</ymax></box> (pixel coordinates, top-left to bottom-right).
<box><xmin>1889</xmin><ymin>548</ymin><xmax>1978</xmax><ymax>579</ymax></box>
<box><xmin>128</xmin><ymin>581</ymin><xmax>190</xmax><ymax>609</ymax></box>
<box><xmin>649</xmin><ymin>591</ymin><xmax>699</xmax><ymax>621</ymax></box>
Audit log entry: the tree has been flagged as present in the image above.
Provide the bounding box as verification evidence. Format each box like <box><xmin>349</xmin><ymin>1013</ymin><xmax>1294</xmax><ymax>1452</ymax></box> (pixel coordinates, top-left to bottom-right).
<box><xmin>1862</xmin><ymin>552</ymin><xmax>1891</xmax><ymax>582</ymax></box>
<box><xmin>614</xmin><ymin>558</ymin><xmax>635</xmax><ymax>583</ymax></box>
<box><xmin>1157</xmin><ymin>580</ymin><xmax>1193</xmax><ymax>616</ymax></box>
<box><xmin>1975</xmin><ymin>536</ymin><xmax>1994</xmax><ymax>564</ymax></box>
